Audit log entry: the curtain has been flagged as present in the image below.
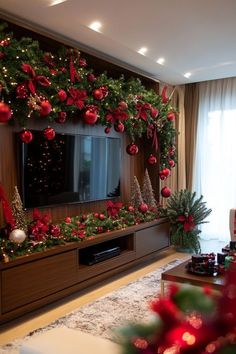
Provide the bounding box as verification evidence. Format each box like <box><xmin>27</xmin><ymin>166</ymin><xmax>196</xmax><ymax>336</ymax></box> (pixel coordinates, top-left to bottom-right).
<box><xmin>185</xmin><ymin>83</ymin><xmax>199</xmax><ymax>191</ymax></box>
<box><xmin>159</xmin><ymin>84</ymin><xmax>186</xmax><ymax>207</ymax></box>
<box><xmin>193</xmin><ymin>77</ymin><xmax>236</xmax><ymax>242</ymax></box>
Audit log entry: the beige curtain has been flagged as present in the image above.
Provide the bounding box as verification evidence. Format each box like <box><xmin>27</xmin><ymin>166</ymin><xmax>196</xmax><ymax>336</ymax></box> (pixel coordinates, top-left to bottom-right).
<box><xmin>184</xmin><ymin>83</ymin><xmax>199</xmax><ymax>191</ymax></box>
<box><xmin>159</xmin><ymin>84</ymin><xmax>186</xmax><ymax>206</ymax></box>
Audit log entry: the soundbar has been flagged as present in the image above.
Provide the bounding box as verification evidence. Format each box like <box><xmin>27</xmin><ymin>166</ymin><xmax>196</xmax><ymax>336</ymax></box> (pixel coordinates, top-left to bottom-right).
<box><xmin>80</xmin><ymin>246</ymin><xmax>121</xmax><ymax>266</ymax></box>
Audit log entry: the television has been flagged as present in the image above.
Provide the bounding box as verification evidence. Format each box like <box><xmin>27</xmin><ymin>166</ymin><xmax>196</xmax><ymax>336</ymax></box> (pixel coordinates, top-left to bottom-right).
<box><xmin>18</xmin><ymin>130</ymin><xmax>121</xmax><ymax>209</ymax></box>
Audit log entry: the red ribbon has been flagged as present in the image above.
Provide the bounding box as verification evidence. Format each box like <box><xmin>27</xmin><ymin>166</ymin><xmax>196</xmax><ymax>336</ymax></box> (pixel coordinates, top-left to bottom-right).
<box><xmin>0</xmin><ymin>183</ymin><xmax>15</xmax><ymax>229</ymax></box>
<box><xmin>69</xmin><ymin>53</ymin><xmax>81</xmax><ymax>83</ymax></box>
<box><xmin>177</xmin><ymin>215</ymin><xmax>195</xmax><ymax>232</ymax></box>
<box><xmin>21</xmin><ymin>63</ymin><xmax>51</xmax><ymax>95</ymax></box>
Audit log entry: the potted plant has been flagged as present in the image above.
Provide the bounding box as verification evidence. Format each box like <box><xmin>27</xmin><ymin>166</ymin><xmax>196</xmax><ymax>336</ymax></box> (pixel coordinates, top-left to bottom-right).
<box><xmin>165</xmin><ymin>189</ymin><xmax>212</xmax><ymax>253</ymax></box>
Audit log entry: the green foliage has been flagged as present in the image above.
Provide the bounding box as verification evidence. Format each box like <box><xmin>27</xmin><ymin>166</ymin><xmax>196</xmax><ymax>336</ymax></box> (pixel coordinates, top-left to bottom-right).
<box><xmin>166</xmin><ymin>189</ymin><xmax>212</xmax><ymax>253</ymax></box>
<box><xmin>0</xmin><ymin>23</ymin><xmax>177</xmax><ymax>170</ymax></box>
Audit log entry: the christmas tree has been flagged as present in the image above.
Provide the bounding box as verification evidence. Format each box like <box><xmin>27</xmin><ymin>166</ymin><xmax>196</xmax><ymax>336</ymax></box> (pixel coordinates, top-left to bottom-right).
<box><xmin>130</xmin><ymin>176</ymin><xmax>143</xmax><ymax>209</ymax></box>
<box><xmin>142</xmin><ymin>169</ymin><xmax>157</xmax><ymax>209</ymax></box>
<box><xmin>11</xmin><ymin>186</ymin><xmax>27</xmax><ymax>232</ymax></box>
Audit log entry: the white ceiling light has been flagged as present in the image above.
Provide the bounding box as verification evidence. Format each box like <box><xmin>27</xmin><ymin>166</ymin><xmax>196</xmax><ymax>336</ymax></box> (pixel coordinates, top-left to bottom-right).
<box><xmin>89</xmin><ymin>21</ymin><xmax>102</xmax><ymax>33</ymax></box>
<box><xmin>137</xmin><ymin>47</ymin><xmax>147</xmax><ymax>55</ymax></box>
<box><xmin>184</xmin><ymin>72</ymin><xmax>192</xmax><ymax>78</ymax></box>
<box><xmin>49</xmin><ymin>0</ymin><xmax>67</xmax><ymax>6</ymax></box>
<box><xmin>156</xmin><ymin>57</ymin><xmax>165</xmax><ymax>65</ymax></box>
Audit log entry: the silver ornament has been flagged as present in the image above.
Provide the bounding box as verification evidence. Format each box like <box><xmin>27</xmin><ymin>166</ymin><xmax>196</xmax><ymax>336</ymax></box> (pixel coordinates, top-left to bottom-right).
<box><xmin>9</xmin><ymin>229</ymin><xmax>27</xmax><ymax>244</ymax></box>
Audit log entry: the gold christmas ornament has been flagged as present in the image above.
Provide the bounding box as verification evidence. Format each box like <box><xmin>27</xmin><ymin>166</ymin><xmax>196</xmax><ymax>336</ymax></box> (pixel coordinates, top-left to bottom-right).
<box><xmin>9</xmin><ymin>229</ymin><xmax>26</xmax><ymax>244</ymax></box>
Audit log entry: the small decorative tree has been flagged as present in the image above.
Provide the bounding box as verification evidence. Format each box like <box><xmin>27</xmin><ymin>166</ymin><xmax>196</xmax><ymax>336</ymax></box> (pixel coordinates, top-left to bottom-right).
<box><xmin>166</xmin><ymin>189</ymin><xmax>212</xmax><ymax>253</ymax></box>
<box><xmin>130</xmin><ymin>176</ymin><xmax>143</xmax><ymax>209</ymax></box>
<box><xmin>11</xmin><ymin>186</ymin><xmax>28</xmax><ymax>232</ymax></box>
<box><xmin>142</xmin><ymin>169</ymin><xmax>157</xmax><ymax>209</ymax></box>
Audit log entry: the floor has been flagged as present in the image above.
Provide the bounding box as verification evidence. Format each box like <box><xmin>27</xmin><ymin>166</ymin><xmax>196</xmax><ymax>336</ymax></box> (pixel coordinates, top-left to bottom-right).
<box><xmin>0</xmin><ymin>239</ymin><xmax>225</xmax><ymax>346</ymax></box>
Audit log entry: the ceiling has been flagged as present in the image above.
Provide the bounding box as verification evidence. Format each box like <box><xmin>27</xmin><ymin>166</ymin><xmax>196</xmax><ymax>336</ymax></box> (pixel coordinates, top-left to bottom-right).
<box><xmin>1</xmin><ymin>0</ymin><xmax>236</xmax><ymax>85</ymax></box>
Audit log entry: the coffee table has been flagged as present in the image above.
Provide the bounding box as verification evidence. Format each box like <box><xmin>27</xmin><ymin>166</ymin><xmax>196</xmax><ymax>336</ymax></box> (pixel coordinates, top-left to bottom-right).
<box><xmin>161</xmin><ymin>260</ymin><xmax>225</xmax><ymax>295</ymax></box>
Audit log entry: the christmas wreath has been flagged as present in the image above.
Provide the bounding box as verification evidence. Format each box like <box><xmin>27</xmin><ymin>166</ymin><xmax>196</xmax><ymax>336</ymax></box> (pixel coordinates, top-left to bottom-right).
<box><xmin>0</xmin><ymin>22</ymin><xmax>177</xmax><ymax>173</ymax></box>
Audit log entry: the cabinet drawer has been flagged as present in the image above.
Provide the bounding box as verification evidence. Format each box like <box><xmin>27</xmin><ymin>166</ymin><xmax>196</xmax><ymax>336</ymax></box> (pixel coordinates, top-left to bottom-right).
<box><xmin>136</xmin><ymin>222</ymin><xmax>169</xmax><ymax>258</ymax></box>
<box><xmin>1</xmin><ymin>250</ymin><xmax>77</xmax><ymax>313</ymax></box>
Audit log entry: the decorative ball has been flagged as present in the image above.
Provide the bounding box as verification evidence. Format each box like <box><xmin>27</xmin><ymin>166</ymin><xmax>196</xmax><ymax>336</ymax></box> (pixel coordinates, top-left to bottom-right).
<box><xmin>162</xmin><ymin>168</ymin><xmax>171</xmax><ymax>178</ymax></box>
<box><xmin>9</xmin><ymin>229</ymin><xmax>27</xmax><ymax>244</ymax></box>
<box><xmin>161</xmin><ymin>186</ymin><xmax>171</xmax><ymax>198</ymax></box>
<box><xmin>126</xmin><ymin>143</ymin><xmax>139</xmax><ymax>155</ymax></box>
<box><xmin>83</xmin><ymin>109</ymin><xmax>98</xmax><ymax>125</ymax></box>
<box><xmin>94</xmin><ymin>213</ymin><xmax>99</xmax><ymax>218</ymax></box>
<box><xmin>99</xmin><ymin>213</ymin><xmax>105</xmax><ymax>220</ymax></box>
<box><xmin>79</xmin><ymin>58</ymin><xmax>87</xmax><ymax>67</ymax></box>
<box><xmin>64</xmin><ymin>217</ymin><xmax>71</xmax><ymax>223</ymax></box>
<box><xmin>139</xmin><ymin>203</ymin><xmax>149</xmax><ymax>213</ymax></box>
<box><xmin>44</xmin><ymin>127</ymin><xmax>56</xmax><ymax>140</ymax></box>
<box><xmin>104</xmin><ymin>127</ymin><xmax>111</xmax><ymax>134</ymax></box>
<box><xmin>169</xmin><ymin>159</ymin><xmax>175</xmax><ymax>168</ymax></box>
<box><xmin>16</xmin><ymin>83</ymin><xmax>28</xmax><ymax>99</ymax></box>
<box><xmin>169</xmin><ymin>147</ymin><xmax>175</xmax><ymax>156</ymax></box>
<box><xmin>97</xmin><ymin>226</ymin><xmax>103</xmax><ymax>233</ymax></box>
<box><xmin>93</xmin><ymin>88</ymin><xmax>103</xmax><ymax>100</ymax></box>
<box><xmin>55</xmin><ymin>111</ymin><xmax>67</xmax><ymax>124</ymax></box>
<box><xmin>0</xmin><ymin>102</ymin><xmax>12</xmax><ymax>123</ymax></box>
<box><xmin>119</xmin><ymin>101</ymin><xmax>128</xmax><ymax>110</ymax></box>
<box><xmin>40</xmin><ymin>100</ymin><xmax>52</xmax><ymax>116</ymax></box>
<box><xmin>128</xmin><ymin>205</ymin><xmax>134</xmax><ymax>212</ymax></box>
<box><xmin>159</xmin><ymin>172</ymin><xmax>166</xmax><ymax>180</ymax></box>
<box><xmin>50</xmin><ymin>225</ymin><xmax>61</xmax><ymax>237</ymax></box>
<box><xmin>87</xmin><ymin>73</ymin><xmax>96</xmax><ymax>82</ymax></box>
<box><xmin>114</xmin><ymin>122</ymin><xmax>125</xmax><ymax>133</ymax></box>
<box><xmin>58</xmin><ymin>89</ymin><xmax>67</xmax><ymax>102</ymax></box>
<box><xmin>167</xmin><ymin>112</ymin><xmax>175</xmax><ymax>121</ymax></box>
<box><xmin>148</xmin><ymin>154</ymin><xmax>157</xmax><ymax>165</ymax></box>
<box><xmin>105</xmin><ymin>113</ymin><xmax>113</xmax><ymax>123</ymax></box>
<box><xmin>20</xmin><ymin>129</ymin><xmax>33</xmax><ymax>143</ymax></box>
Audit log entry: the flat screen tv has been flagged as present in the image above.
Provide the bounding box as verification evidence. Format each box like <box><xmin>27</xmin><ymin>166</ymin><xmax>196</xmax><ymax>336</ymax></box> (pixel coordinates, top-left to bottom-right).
<box><xmin>18</xmin><ymin>130</ymin><xmax>121</xmax><ymax>209</ymax></box>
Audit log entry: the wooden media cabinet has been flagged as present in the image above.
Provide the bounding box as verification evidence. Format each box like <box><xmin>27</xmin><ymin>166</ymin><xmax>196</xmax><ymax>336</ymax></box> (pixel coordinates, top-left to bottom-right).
<box><xmin>0</xmin><ymin>219</ymin><xmax>169</xmax><ymax>324</ymax></box>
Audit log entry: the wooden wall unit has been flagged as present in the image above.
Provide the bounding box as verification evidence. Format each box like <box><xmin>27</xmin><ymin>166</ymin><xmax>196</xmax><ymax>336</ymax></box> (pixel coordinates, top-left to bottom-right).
<box><xmin>0</xmin><ymin>219</ymin><xmax>169</xmax><ymax>324</ymax></box>
<box><xmin>0</xmin><ymin>19</ymin><xmax>160</xmax><ymax>225</ymax></box>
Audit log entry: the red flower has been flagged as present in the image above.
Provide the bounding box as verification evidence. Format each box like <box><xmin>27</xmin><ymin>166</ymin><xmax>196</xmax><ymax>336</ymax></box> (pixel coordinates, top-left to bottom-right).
<box><xmin>66</xmin><ymin>88</ymin><xmax>87</xmax><ymax>109</ymax></box>
<box><xmin>177</xmin><ymin>215</ymin><xmax>195</xmax><ymax>232</ymax></box>
<box><xmin>107</xmin><ymin>201</ymin><xmax>122</xmax><ymax>217</ymax></box>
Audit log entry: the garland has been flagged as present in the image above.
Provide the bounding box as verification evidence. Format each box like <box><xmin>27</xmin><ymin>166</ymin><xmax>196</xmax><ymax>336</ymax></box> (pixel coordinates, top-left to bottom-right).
<box><xmin>0</xmin><ymin>22</ymin><xmax>177</xmax><ymax>173</ymax></box>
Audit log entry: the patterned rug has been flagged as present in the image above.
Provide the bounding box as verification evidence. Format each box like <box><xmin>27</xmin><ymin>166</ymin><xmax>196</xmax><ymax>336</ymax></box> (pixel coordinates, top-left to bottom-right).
<box><xmin>0</xmin><ymin>258</ymin><xmax>185</xmax><ymax>354</ymax></box>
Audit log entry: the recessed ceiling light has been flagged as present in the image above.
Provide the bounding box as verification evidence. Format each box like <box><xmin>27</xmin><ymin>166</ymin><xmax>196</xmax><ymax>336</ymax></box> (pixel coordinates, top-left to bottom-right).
<box><xmin>156</xmin><ymin>58</ymin><xmax>165</xmax><ymax>65</ymax></box>
<box><xmin>138</xmin><ymin>47</ymin><xmax>147</xmax><ymax>55</ymax></box>
<box><xmin>49</xmin><ymin>0</ymin><xmax>67</xmax><ymax>6</ymax></box>
<box><xmin>184</xmin><ymin>72</ymin><xmax>192</xmax><ymax>78</ymax></box>
<box><xmin>89</xmin><ymin>21</ymin><xmax>102</xmax><ymax>32</ymax></box>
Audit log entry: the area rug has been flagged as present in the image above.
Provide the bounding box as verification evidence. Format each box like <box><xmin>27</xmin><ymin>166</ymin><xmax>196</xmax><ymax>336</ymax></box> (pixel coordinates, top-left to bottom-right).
<box><xmin>0</xmin><ymin>258</ymin><xmax>186</xmax><ymax>354</ymax></box>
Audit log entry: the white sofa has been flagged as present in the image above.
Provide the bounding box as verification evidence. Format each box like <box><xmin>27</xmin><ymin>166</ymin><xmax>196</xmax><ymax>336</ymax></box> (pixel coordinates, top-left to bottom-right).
<box><xmin>20</xmin><ymin>327</ymin><xmax>120</xmax><ymax>354</ymax></box>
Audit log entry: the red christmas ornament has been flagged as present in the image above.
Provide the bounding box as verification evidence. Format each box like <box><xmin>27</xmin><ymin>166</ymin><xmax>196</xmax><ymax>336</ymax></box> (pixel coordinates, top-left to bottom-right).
<box><xmin>114</xmin><ymin>121</ymin><xmax>125</xmax><ymax>133</ymax></box>
<box><xmin>64</xmin><ymin>217</ymin><xmax>71</xmax><ymax>223</ymax></box>
<box><xmin>169</xmin><ymin>159</ymin><xmax>175</xmax><ymax>168</ymax></box>
<box><xmin>169</xmin><ymin>147</ymin><xmax>175</xmax><ymax>156</ymax></box>
<box><xmin>55</xmin><ymin>111</ymin><xmax>67</xmax><ymax>124</ymax></box>
<box><xmin>87</xmin><ymin>73</ymin><xmax>96</xmax><ymax>82</ymax></box>
<box><xmin>162</xmin><ymin>168</ymin><xmax>171</xmax><ymax>178</ymax></box>
<box><xmin>97</xmin><ymin>226</ymin><xmax>103</xmax><ymax>233</ymax></box>
<box><xmin>58</xmin><ymin>89</ymin><xmax>67</xmax><ymax>102</ymax></box>
<box><xmin>128</xmin><ymin>205</ymin><xmax>134</xmax><ymax>212</ymax></box>
<box><xmin>40</xmin><ymin>100</ymin><xmax>52</xmax><ymax>116</ymax></box>
<box><xmin>0</xmin><ymin>102</ymin><xmax>12</xmax><ymax>123</ymax></box>
<box><xmin>167</xmin><ymin>112</ymin><xmax>175</xmax><ymax>121</ymax></box>
<box><xmin>79</xmin><ymin>58</ymin><xmax>87</xmax><ymax>67</ymax></box>
<box><xmin>0</xmin><ymin>39</ymin><xmax>10</xmax><ymax>47</ymax></box>
<box><xmin>44</xmin><ymin>127</ymin><xmax>55</xmax><ymax>141</ymax></box>
<box><xmin>104</xmin><ymin>127</ymin><xmax>111</xmax><ymax>134</ymax></box>
<box><xmin>105</xmin><ymin>113</ymin><xmax>113</xmax><ymax>123</ymax></box>
<box><xmin>126</xmin><ymin>143</ymin><xmax>139</xmax><ymax>155</ymax></box>
<box><xmin>94</xmin><ymin>213</ymin><xmax>99</xmax><ymax>218</ymax></box>
<box><xmin>139</xmin><ymin>203</ymin><xmax>149</xmax><ymax>213</ymax></box>
<box><xmin>159</xmin><ymin>172</ymin><xmax>166</xmax><ymax>180</ymax></box>
<box><xmin>50</xmin><ymin>225</ymin><xmax>61</xmax><ymax>237</ymax></box>
<box><xmin>83</xmin><ymin>109</ymin><xmax>98</xmax><ymax>125</ymax></box>
<box><xmin>100</xmin><ymin>86</ymin><xmax>108</xmax><ymax>98</ymax></box>
<box><xmin>20</xmin><ymin>129</ymin><xmax>33</xmax><ymax>143</ymax></box>
<box><xmin>93</xmin><ymin>88</ymin><xmax>103</xmax><ymax>100</ymax></box>
<box><xmin>148</xmin><ymin>154</ymin><xmax>157</xmax><ymax>165</ymax></box>
<box><xmin>118</xmin><ymin>101</ymin><xmax>128</xmax><ymax>110</ymax></box>
<box><xmin>161</xmin><ymin>186</ymin><xmax>171</xmax><ymax>198</ymax></box>
<box><xmin>99</xmin><ymin>213</ymin><xmax>105</xmax><ymax>220</ymax></box>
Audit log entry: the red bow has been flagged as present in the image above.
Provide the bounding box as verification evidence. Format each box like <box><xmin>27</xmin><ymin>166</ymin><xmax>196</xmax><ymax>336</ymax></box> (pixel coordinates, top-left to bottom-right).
<box><xmin>66</xmin><ymin>88</ymin><xmax>88</xmax><ymax>109</ymax></box>
<box><xmin>107</xmin><ymin>201</ymin><xmax>122</xmax><ymax>217</ymax></box>
<box><xmin>21</xmin><ymin>63</ymin><xmax>51</xmax><ymax>95</ymax></box>
<box><xmin>136</xmin><ymin>102</ymin><xmax>151</xmax><ymax>121</ymax></box>
<box><xmin>177</xmin><ymin>215</ymin><xmax>195</xmax><ymax>232</ymax></box>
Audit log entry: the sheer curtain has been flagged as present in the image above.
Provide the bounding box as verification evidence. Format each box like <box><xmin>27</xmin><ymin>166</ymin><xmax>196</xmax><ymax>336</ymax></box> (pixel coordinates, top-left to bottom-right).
<box><xmin>193</xmin><ymin>77</ymin><xmax>236</xmax><ymax>241</ymax></box>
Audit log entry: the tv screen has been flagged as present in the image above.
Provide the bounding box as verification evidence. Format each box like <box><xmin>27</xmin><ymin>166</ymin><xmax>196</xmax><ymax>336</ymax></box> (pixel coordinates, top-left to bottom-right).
<box><xmin>18</xmin><ymin>131</ymin><xmax>121</xmax><ymax>208</ymax></box>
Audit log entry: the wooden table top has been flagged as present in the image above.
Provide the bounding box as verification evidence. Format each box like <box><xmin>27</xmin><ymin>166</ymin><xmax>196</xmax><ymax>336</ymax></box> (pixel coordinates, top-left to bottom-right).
<box><xmin>161</xmin><ymin>260</ymin><xmax>225</xmax><ymax>291</ymax></box>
